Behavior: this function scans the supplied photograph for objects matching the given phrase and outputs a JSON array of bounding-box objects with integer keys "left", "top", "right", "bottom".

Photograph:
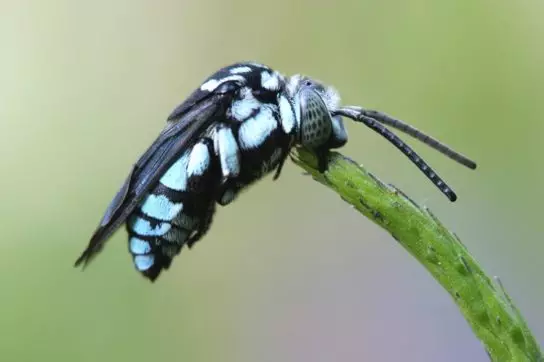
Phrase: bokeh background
[{"left": 1, "top": 1, "right": 543, "bottom": 361}]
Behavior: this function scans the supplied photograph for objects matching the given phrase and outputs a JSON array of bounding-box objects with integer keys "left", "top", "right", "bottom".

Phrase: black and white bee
[{"left": 75, "top": 61, "right": 476, "bottom": 281}]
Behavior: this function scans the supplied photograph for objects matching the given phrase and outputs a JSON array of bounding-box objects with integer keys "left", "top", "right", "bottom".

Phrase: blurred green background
[{"left": 1, "top": 1, "right": 543, "bottom": 361}]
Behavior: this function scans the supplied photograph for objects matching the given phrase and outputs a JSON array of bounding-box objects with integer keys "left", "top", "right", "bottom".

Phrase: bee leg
[
  {"left": 272, "top": 146, "right": 291, "bottom": 181},
  {"left": 316, "top": 148, "right": 329, "bottom": 173},
  {"left": 272, "top": 157, "right": 286, "bottom": 180},
  {"left": 187, "top": 202, "right": 216, "bottom": 249},
  {"left": 216, "top": 178, "right": 240, "bottom": 206}
]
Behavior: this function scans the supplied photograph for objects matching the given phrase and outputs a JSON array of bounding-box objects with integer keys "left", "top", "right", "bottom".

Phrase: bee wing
[{"left": 75, "top": 86, "right": 239, "bottom": 268}]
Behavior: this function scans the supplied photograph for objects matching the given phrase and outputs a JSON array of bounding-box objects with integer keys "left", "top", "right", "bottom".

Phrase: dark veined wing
[{"left": 75, "top": 82, "right": 241, "bottom": 268}]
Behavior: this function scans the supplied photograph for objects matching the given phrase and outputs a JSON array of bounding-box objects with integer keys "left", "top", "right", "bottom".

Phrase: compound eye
[
  {"left": 298, "top": 88, "right": 333, "bottom": 148},
  {"left": 302, "top": 78, "right": 326, "bottom": 93}
]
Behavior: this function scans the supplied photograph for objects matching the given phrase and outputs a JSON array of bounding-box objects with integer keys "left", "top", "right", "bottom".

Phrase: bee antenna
[
  {"left": 344, "top": 106, "right": 477, "bottom": 170},
  {"left": 332, "top": 107, "right": 458, "bottom": 202}
]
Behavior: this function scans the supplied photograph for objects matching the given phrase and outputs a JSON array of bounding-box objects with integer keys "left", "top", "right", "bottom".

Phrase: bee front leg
[
  {"left": 315, "top": 147, "right": 329, "bottom": 173},
  {"left": 272, "top": 138, "right": 294, "bottom": 181},
  {"left": 186, "top": 202, "right": 216, "bottom": 249}
]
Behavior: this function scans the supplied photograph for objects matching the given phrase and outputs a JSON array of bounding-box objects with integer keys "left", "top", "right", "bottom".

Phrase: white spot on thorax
[
  {"left": 215, "top": 126, "right": 240, "bottom": 177},
  {"left": 134, "top": 254, "right": 154, "bottom": 271},
  {"left": 200, "top": 75, "right": 245, "bottom": 92},
  {"left": 238, "top": 106, "right": 278, "bottom": 149},
  {"left": 278, "top": 95, "right": 295, "bottom": 134},
  {"left": 229, "top": 66, "right": 252, "bottom": 74},
  {"left": 260, "top": 71, "right": 280, "bottom": 91},
  {"left": 140, "top": 194, "right": 183, "bottom": 221},
  {"left": 230, "top": 87, "right": 261, "bottom": 121},
  {"left": 187, "top": 142, "right": 210, "bottom": 177},
  {"left": 160, "top": 153, "right": 189, "bottom": 191}
]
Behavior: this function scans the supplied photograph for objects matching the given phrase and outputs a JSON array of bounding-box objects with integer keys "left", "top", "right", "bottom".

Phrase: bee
[{"left": 75, "top": 61, "right": 476, "bottom": 281}]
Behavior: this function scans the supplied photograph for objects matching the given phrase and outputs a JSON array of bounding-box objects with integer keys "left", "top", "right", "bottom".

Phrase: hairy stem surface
[{"left": 291, "top": 147, "right": 542, "bottom": 362}]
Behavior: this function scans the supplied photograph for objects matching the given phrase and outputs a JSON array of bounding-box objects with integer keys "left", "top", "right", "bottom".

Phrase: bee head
[{"left": 286, "top": 75, "right": 348, "bottom": 150}]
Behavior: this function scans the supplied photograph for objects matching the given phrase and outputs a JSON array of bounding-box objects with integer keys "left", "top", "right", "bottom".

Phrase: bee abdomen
[
  {"left": 127, "top": 138, "right": 219, "bottom": 281},
  {"left": 127, "top": 210, "right": 196, "bottom": 280}
]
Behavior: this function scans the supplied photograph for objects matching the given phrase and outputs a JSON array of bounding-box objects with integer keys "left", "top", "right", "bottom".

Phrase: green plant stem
[{"left": 291, "top": 147, "right": 542, "bottom": 362}]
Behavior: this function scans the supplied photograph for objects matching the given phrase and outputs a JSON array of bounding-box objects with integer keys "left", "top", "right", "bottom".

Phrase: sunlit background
[{"left": 1, "top": 1, "right": 543, "bottom": 361}]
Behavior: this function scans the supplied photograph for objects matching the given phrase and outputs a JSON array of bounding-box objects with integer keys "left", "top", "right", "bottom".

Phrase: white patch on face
[
  {"left": 216, "top": 127, "right": 240, "bottom": 178},
  {"left": 261, "top": 71, "right": 280, "bottom": 91},
  {"left": 130, "top": 216, "right": 172, "bottom": 236},
  {"left": 322, "top": 85, "right": 341, "bottom": 111},
  {"left": 129, "top": 237, "right": 152, "bottom": 255},
  {"left": 160, "top": 153, "right": 190, "bottom": 191},
  {"left": 238, "top": 106, "right": 277, "bottom": 149},
  {"left": 292, "top": 94, "right": 302, "bottom": 132},
  {"left": 187, "top": 142, "right": 210, "bottom": 177},
  {"left": 200, "top": 75, "right": 245, "bottom": 92},
  {"left": 230, "top": 87, "right": 260, "bottom": 121},
  {"left": 278, "top": 95, "right": 295, "bottom": 134},
  {"left": 220, "top": 189, "right": 237, "bottom": 205},
  {"left": 140, "top": 194, "right": 183, "bottom": 221},
  {"left": 229, "top": 66, "right": 252, "bottom": 74},
  {"left": 134, "top": 254, "right": 154, "bottom": 271}
]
